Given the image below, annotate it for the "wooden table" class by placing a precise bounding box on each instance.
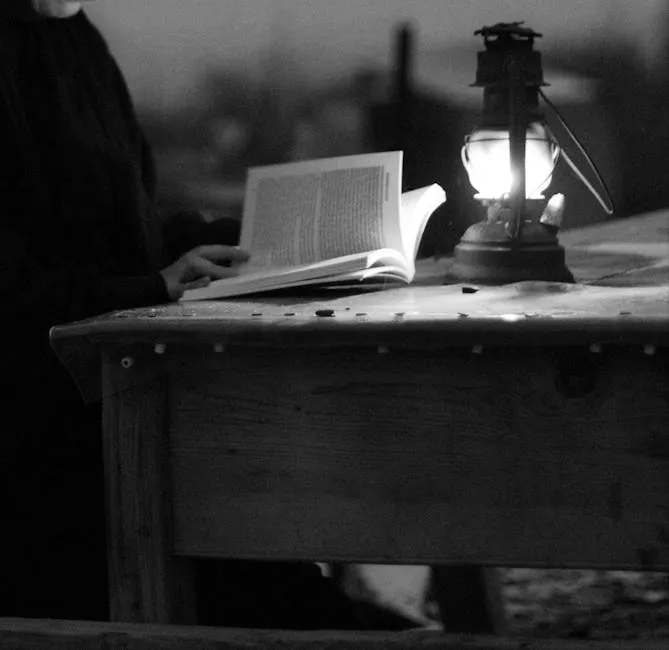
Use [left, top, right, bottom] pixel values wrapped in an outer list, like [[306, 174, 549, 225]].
[[51, 210, 669, 629]]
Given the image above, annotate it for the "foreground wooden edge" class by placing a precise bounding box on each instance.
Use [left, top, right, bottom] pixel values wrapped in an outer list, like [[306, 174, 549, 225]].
[[1, 619, 667, 650]]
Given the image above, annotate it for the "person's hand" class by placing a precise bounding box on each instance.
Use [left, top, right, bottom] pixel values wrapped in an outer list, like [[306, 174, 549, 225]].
[[160, 245, 250, 300]]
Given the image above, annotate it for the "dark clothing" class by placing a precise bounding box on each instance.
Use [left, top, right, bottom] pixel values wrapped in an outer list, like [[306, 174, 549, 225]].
[[0, 4, 349, 627], [0, 8, 169, 326], [0, 5, 168, 619], [0, 4, 421, 629]]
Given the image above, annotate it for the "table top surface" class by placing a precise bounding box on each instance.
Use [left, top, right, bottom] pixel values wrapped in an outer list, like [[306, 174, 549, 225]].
[[49, 209, 669, 400], [52, 209, 669, 342]]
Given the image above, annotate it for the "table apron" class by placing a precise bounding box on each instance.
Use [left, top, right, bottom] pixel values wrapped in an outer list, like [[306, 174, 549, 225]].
[[104, 345, 669, 570]]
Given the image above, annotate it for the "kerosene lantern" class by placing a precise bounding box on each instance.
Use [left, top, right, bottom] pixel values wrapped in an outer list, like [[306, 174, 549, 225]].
[[450, 22, 574, 284]]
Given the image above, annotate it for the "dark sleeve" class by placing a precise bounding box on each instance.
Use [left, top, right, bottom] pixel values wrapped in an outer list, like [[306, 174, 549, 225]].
[[0, 22, 170, 325], [0, 226, 170, 325], [0, 95, 170, 325]]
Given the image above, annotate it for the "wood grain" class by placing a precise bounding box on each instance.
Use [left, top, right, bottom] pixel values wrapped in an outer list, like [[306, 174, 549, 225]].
[[559, 210, 669, 247], [46, 210, 669, 629], [102, 353, 196, 624], [167, 346, 669, 569], [49, 211, 669, 375], [1, 618, 668, 650]]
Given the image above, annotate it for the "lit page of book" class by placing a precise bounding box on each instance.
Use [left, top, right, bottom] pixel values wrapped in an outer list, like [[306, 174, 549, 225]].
[[399, 184, 447, 262], [239, 151, 403, 272]]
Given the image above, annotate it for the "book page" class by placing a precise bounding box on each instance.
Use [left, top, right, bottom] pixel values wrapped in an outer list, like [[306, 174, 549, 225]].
[[182, 252, 371, 300], [399, 184, 447, 262], [180, 249, 410, 301], [240, 152, 403, 270]]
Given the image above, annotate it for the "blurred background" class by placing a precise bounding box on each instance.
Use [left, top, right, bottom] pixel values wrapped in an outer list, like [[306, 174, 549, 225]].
[[88, 0, 669, 255]]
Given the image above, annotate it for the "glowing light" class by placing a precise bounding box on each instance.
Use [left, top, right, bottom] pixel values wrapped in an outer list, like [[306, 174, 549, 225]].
[[462, 122, 559, 200]]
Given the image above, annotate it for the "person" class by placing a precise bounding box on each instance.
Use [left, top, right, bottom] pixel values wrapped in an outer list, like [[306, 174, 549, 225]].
[[0, 0, 434, 629], [0, 0, 250, 620]]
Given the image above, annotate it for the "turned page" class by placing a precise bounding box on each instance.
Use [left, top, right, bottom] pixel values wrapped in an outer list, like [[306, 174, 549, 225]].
[[399, 184, 447, 261], [239, 151, 403, 271]]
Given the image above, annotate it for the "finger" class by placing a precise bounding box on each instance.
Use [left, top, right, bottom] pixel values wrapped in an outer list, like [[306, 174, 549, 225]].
[[181, 277, 211, 292], [190, 255, 243, 280], [194, 245, 250, 264]]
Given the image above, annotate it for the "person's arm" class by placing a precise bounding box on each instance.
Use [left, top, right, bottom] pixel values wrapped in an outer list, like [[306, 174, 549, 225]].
[[0, 33, 168, 323], [0, 17, 246, 323], [0, 224, 170, 325], [0, 219, 249, 323]]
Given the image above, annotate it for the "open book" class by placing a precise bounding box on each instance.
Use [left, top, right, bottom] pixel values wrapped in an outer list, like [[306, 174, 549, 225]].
[[181, 151, 445, 300]]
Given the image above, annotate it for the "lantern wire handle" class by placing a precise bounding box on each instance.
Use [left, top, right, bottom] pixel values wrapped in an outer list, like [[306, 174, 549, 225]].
[[538, 88, 615, 215]]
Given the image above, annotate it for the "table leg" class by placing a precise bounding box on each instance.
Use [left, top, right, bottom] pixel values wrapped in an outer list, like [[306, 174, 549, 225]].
[[102, 362, 196, 624], [432, 565, 506, 634]]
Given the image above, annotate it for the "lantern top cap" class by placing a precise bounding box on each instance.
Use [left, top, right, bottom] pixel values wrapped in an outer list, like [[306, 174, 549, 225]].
[[474, 22, 542, 44], [470, 20, 547, 91]]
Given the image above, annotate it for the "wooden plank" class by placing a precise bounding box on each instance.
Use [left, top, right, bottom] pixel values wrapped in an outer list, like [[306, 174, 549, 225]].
[[168, 345, 669, 569], [48, 212, 669, 359], [45, 210, 668, 635], [102, 353, 196, 624], [559, 210, 669, 247], [48, 283, 669, 364], [0, 618, 667, 650]]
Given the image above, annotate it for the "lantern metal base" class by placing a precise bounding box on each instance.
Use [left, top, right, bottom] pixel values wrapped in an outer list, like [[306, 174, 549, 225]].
[[448, 221, 574, 285]]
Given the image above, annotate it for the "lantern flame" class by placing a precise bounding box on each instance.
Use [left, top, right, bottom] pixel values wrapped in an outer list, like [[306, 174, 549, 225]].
[[462, 122, 559, 200]]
